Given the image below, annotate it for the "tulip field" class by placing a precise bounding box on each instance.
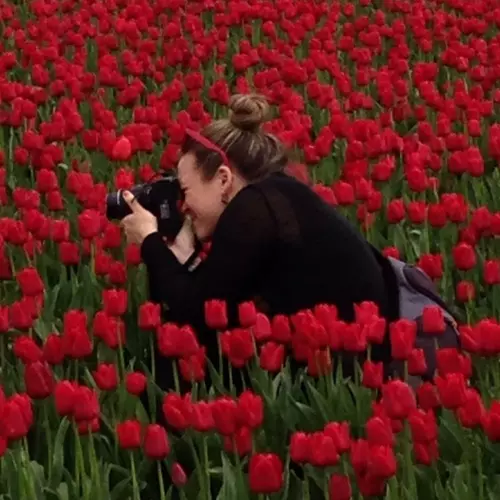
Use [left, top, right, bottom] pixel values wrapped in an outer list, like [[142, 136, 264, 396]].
[[3, 0, 500, 498]]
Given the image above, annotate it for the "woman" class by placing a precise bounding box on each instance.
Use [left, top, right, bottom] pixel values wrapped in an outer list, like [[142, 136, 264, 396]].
[[121, 93, 401, 389]]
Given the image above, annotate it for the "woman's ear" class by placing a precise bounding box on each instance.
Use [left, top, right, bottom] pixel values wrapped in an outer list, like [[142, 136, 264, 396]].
[[217, 165, 233, 191]]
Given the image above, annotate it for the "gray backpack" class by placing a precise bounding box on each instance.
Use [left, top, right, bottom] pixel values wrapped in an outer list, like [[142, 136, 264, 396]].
[[386, 257, 460, 383]]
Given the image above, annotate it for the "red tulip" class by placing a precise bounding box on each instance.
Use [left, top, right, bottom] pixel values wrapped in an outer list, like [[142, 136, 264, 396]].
[[248, 453, 284, 494], [143, 424, 170, 460], [111, 136, 132, 161]]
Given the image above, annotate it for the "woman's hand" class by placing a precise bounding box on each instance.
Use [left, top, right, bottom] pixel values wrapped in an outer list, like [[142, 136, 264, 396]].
[[168, 217, 197, 265], [121, 191, 158, 245]]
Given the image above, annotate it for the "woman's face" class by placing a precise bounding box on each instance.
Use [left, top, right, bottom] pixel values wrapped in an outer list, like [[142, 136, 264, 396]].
[[177, 152, 230, 241]]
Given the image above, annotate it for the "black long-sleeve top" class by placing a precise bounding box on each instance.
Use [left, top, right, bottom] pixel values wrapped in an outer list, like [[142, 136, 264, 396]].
[[141, 172, 400, 385]]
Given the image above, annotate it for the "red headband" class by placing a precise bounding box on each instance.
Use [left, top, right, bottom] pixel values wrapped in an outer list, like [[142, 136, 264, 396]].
[[185, 128, 230, 168]]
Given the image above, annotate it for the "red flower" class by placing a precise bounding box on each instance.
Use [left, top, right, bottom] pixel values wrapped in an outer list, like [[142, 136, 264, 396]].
[[237, 390, 263, 429], [414, 440, 439, 466], [416, 382, 441, 411], [323, 421, 351, 454], [436, 348, 472, 379], [212, 396, 238, 436], [381, 380, 417, 420], [179, 346, 206, 383], [408, 348, 427, 376], [456, 280, 475, 302], [16, 267, 44, 296], [171, 462, 187, 488], [190, 401, 215, 432], [72, 386, 100, 422], [77, 209, 101, 240], [309, 432, 340, 467], [435, 373, 467, 409], [0, 306, 8, 333], [248, 453, 284, 494], [111, 136, 132, 161], [389, 319, 416, 360], [329, 473, 352, 500], [365, 416, 395, 447], [61, 323, 93, 359], [253, 313, 272, 342], [143, 424, 170, 460], [204, 299, 228, 330], [259, 342, 285, 372], [54, 380, 77, 417], [452, 242, 476, 271], [42, 334, 65, 365], [2, 394, 33, 441], [162, 393, 192, 431], [307, 348, 333, 377], [92, 311, 126, 349], [93, 364, 118, 391], [24, 361, 54, 400], [116, 420, 142, 449], [292, 310, 329, 350], [238, 301, 257, 327], [362, 360, 383, 390], [125, 372, 147, 396], [13, 335, 43, 364], [157, 323, 200, 358], [456, 388, 485, 429], [223, 426, 252, 457], [422, 306, 446, 335], [138, 302, 161, 330], [102, 289, 128, 316], [220, 328, 255, 368], [408, 409, 438, 443], [290, 432, 311, 464], [482, 401, 500, 441], [9, 300, 34, 330], [271, 315, 292, 344], [367, 445, 397, 479]]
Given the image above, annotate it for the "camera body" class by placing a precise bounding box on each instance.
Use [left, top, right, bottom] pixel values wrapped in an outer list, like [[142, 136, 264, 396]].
[[106, 174, 185, 240]]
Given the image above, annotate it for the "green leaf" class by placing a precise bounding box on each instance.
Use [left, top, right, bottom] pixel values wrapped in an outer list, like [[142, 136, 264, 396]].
[[206, 359, 228, 396], [110, 477, 132, 500], [304, 382, 330, 424], [28, 460, 46, 499], [49, 418, 71, 490], [217, 453, 238, 500]]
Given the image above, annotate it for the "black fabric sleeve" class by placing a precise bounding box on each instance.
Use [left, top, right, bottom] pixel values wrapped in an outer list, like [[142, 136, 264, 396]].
[[140, 185, 277, 336]]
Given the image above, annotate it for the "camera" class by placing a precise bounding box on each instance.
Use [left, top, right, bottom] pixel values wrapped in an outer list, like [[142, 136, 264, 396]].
[[106, 174, 185, 240]]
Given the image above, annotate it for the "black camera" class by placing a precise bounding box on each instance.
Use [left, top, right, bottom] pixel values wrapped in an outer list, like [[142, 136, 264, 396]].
[[106, 174, 185, 240]]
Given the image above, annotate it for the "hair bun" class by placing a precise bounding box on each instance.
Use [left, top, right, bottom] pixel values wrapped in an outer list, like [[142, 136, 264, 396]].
[[228, 93, 270, 132]]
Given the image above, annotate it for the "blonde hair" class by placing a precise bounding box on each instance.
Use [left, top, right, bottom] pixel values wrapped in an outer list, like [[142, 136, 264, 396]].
[[181, 93, 288, 181]]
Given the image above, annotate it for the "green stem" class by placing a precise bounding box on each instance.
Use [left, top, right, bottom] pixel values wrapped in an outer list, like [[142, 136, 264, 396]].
[[130, 452, 141, 500], [157, 462, 166, 500], [217, 334, 224, 388], [74, 424, 85, 496], [44, 402, 53, 478], [150, 333, 156, 382], [186, 434, 205, 497], [202, 436, 210, 499], [477, 435, 484, 500], [173, 360, 180, 393], [88, 434, 101, 499], [303, 473, 311, 500], [323, 473, 329, 500]]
